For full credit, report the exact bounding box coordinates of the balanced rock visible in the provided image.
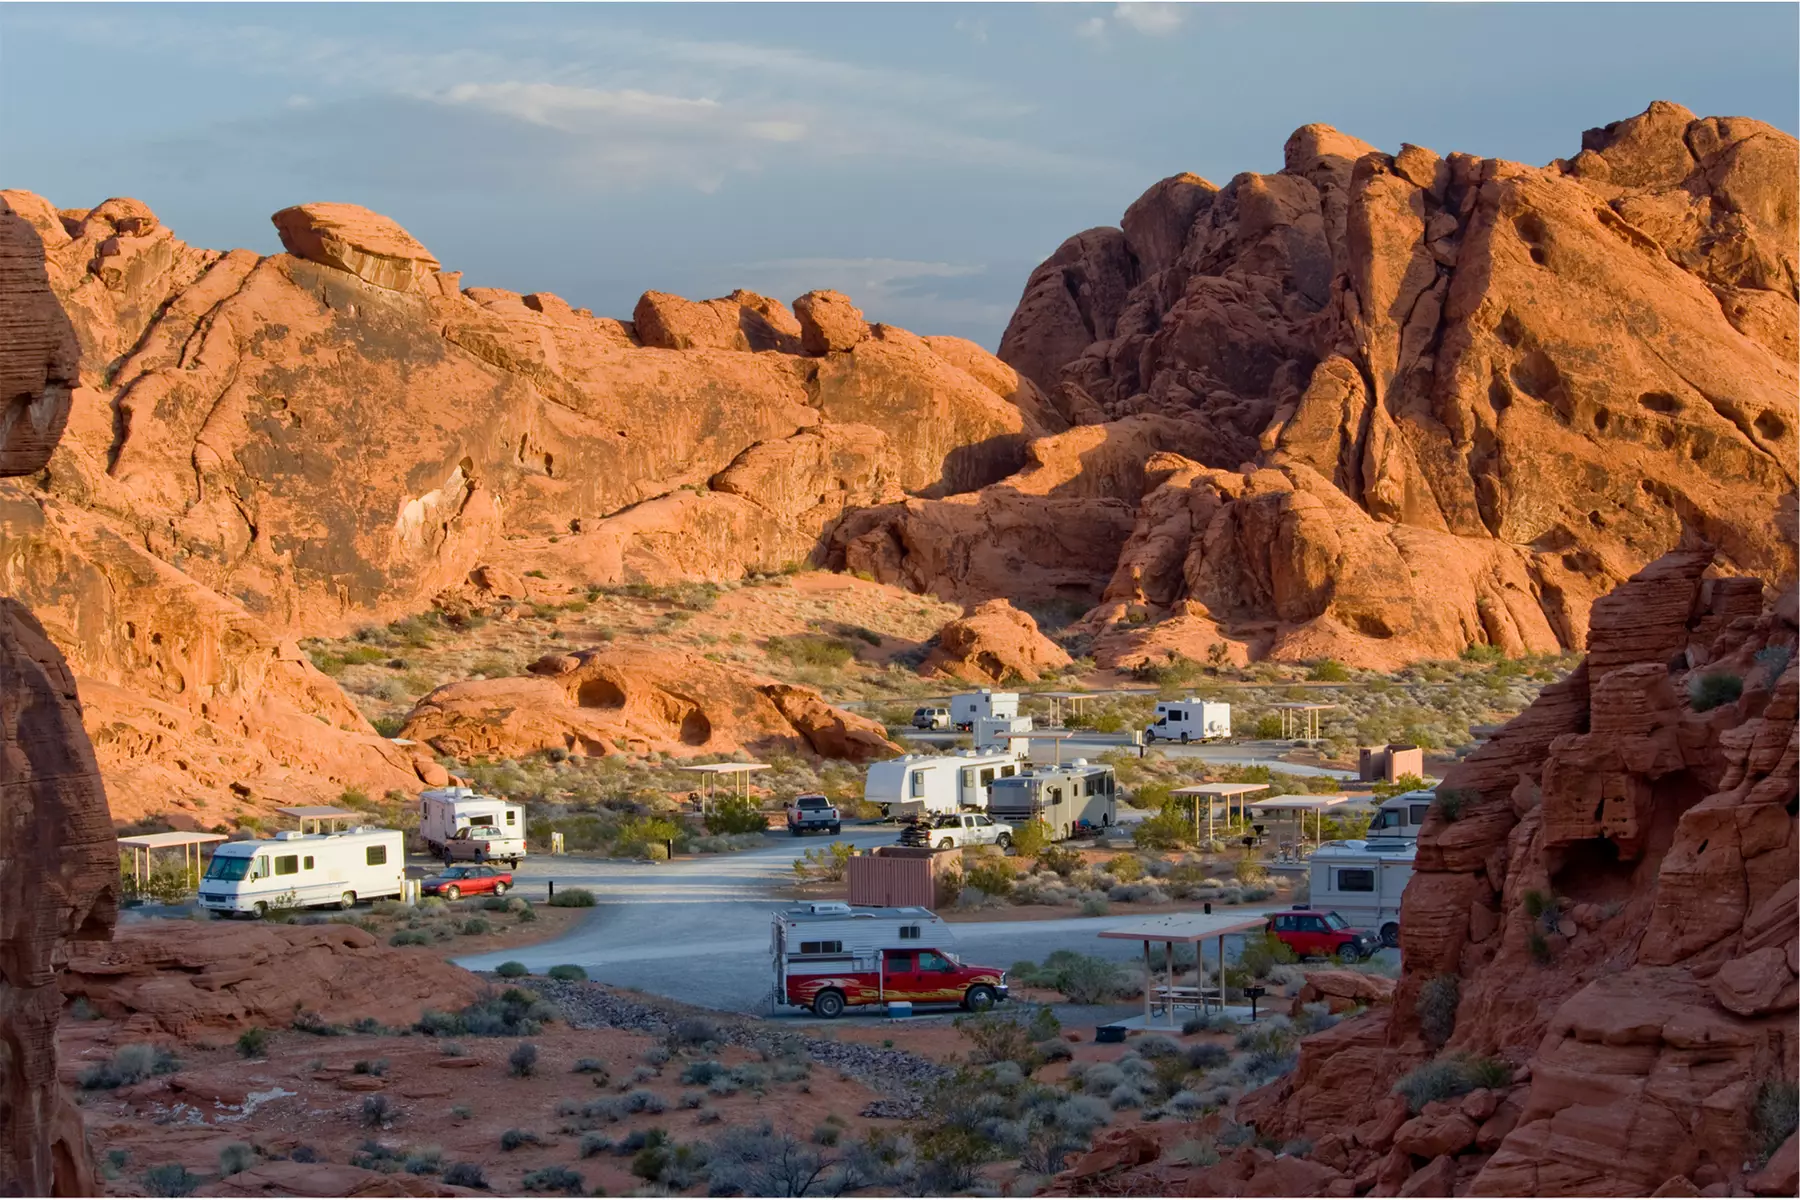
[794,289,867,354]
[271,202,441,291]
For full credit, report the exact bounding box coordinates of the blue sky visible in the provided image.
[4,3,1795,346]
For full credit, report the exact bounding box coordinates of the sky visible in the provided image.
[4,3,1796,347]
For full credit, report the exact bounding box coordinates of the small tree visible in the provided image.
[1010,819,1052,860]
[705,795,770,837]
[1133,803,1191,852]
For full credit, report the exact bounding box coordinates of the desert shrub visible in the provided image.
[965,856,1015,897]
[1037,844,1082,876]
[520,1166,584,1194]
[1007,819,1051,860]
[673,1015,720,1045]
[1232,853,1268,884]
[1049,953,1126,1004]
[499,1128,541,1151]
[1237,930,1297,977]
[794,841,855,882]
[1392,1054,1509,1114]
[626,1088,668,1113]
[494,961,529,978]
[1133,803,1193,852]
[547,963,587,982]
[236,1027,270,1059]
[1294,1002,1342,1036]
[766,634,855,668]
[1753,1078,1800,1164]
[140,1164,202,1197]
[1689,671,1744,712]
[1309,659,1351,682]
[362,1095,392,1128]
[218,1143,257,1176]
[1135,1034,1181,1059]
[1253,714,1284,738]
[353,1058,388,1076]
[1182,1012,1238,1036]
[705,793,772,836]
[403,1146,443,1175]
[1416,974,1460,1047]
[509,1042,539,1077]
[460,917,492,936]
[580,1133,612,1158]
[417,986,555,1038]
[442,1163,487,1188]
[1106,853,1144,882]
[1053,1094,1113,1137]
[1184,1041,1231,1070]
[80,1043,180,1090]
[1433,788,1474,822]
[1079,894,1110,917]
[547,887,597,907]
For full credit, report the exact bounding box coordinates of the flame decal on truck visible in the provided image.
[787,971,1003,1007]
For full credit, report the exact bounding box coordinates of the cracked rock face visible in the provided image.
[0,188,117,1199]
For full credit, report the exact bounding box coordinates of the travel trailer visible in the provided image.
[419,787,527,861]
[950,690,1019,731]
[973,714,1034,751]
[770,902,1008,1017]
[1367,791,1434,841]
[198,827,406,917]
[1144,699,1231,743]
[986,761,1117,840]
[863,748,1025,818]
[1306,838,1415,947]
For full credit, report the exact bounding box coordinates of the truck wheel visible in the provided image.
[443,885,461,902]
[963,985,997,1013]
[1180,731,1191,744]
[493,882,509,896]
[791,828,802,837]
[339,892,356,910]
[995,834,1012,851]
[1336,943,1364,963]
[1144,730,1155,743]
[811,989,846,1019]
[1380,923,1400,949]
[830,825,841,835]
[938,838,955,850]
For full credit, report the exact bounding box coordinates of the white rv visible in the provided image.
[950,690,1018,731]
[864,748,1025,818]
[198,827,406,917]
[1367,790,1434,841]
[1307,838,1414,947]
[973,714,1034,751]
[986,762,1117,840]
[419,787,527,860]
[1144,698,1230,743]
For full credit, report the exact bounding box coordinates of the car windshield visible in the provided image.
[440,867,474,878]
[1324,912,1349,929]
[204,856,252,882]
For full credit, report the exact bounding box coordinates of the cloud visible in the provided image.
[1076,16,1109,41]
[953,18,989,44]
[1113,3,1186,35]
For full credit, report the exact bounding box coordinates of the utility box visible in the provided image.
[1359,744,1424,783]
[847,846,962,908]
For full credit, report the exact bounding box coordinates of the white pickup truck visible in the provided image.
[440,822,527,867]
[900,812,1014,851]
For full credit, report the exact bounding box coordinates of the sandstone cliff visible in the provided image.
[841,102,1798,668]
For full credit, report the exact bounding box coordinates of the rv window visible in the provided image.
[274,855,298,876]
[799,941,843,955]
[1336,868,1376,892]
[961,769,975,790]
[917,951,951,972]
[204,856,252,882]
[1372,810,1400,830]
[899,925,920,940]
[1001,765,1016,778]
[1048,788,1062,803]
[303,856,314,870]
[884,951,911,971]
[255,857,269,879]
[979,768,995,788]
[366,845,388,867]
[910,771,925,799]
[505,812,516,825]
[1409,804,1431,825]
[1169,709,1183,721]
[420,801,428,816]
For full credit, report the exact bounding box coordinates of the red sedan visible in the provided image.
[422,864,513,901]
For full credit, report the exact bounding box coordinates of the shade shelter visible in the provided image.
[1037,692,1098,729]
[1267,701,1339,741]
[1246,794,1352,849]
[117,831,228,890]
[1098,912,1272,1029]
[1170,782,1269,842]
[679,762,770,817]
[995,730,1076,766]
[275,805,360,835]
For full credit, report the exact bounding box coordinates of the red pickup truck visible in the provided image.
[1265,908,1380,962]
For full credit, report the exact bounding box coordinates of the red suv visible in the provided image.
[1266,908,1380,961]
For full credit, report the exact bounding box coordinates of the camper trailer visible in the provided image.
[1367,791,1434,841]
[1144,699,1231,743]
[198,827,405,917]
[419,787,527,861]
[973,714,1033,751]
[863,748,1025,818]
[950,690,1018,731]
[986,761,1117,840]
[770,902,1008,1017]
[1306,838,1414,947]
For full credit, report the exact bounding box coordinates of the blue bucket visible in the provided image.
[886,1001,914,1019]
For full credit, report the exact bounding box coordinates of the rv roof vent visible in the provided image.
[806,902,852,915]
[1072,758,1088,766]
[273,830,303,840]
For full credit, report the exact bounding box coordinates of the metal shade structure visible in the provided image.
[1099,913,1271,1029]
[679,762,771,815]
[1246,793,1352,847]
[275,805,361,834]
[1170,782,1269,841]
[1267,701,1340,741]
[118,831,228,887]
[1036,692,1098,728]
[993,730,1077,765]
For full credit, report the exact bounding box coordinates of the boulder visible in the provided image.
[793,289,867,354]
[271,203,440,292]
[632,289,802,353]
[920,599,1073,684]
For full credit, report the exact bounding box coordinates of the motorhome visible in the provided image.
[950,690,1018,731]
[419,787,527,861]
[863,748,1025,818]
[1144,699,1231,743]
[986,761,1117,840]
[973,714,1033,751]
[770,902,1008,1018]
[1306,838,1415,947]
[198,827,405,917]
[1367,790,1434,841]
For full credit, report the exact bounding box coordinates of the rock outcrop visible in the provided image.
[2,189,1050,811]
[62,921,485,1037]
[1235,543,1798,1196]
[920,599,1073,684]
[0,191,117,1196]
[856,103,1799,666]
[400,645,900,762]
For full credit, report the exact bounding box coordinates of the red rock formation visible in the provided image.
[0,190,116,1197]
[1235,543,1798,1196]
[920,599,1073,684]
[400,645,899,763]
[61,921,485,1038]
